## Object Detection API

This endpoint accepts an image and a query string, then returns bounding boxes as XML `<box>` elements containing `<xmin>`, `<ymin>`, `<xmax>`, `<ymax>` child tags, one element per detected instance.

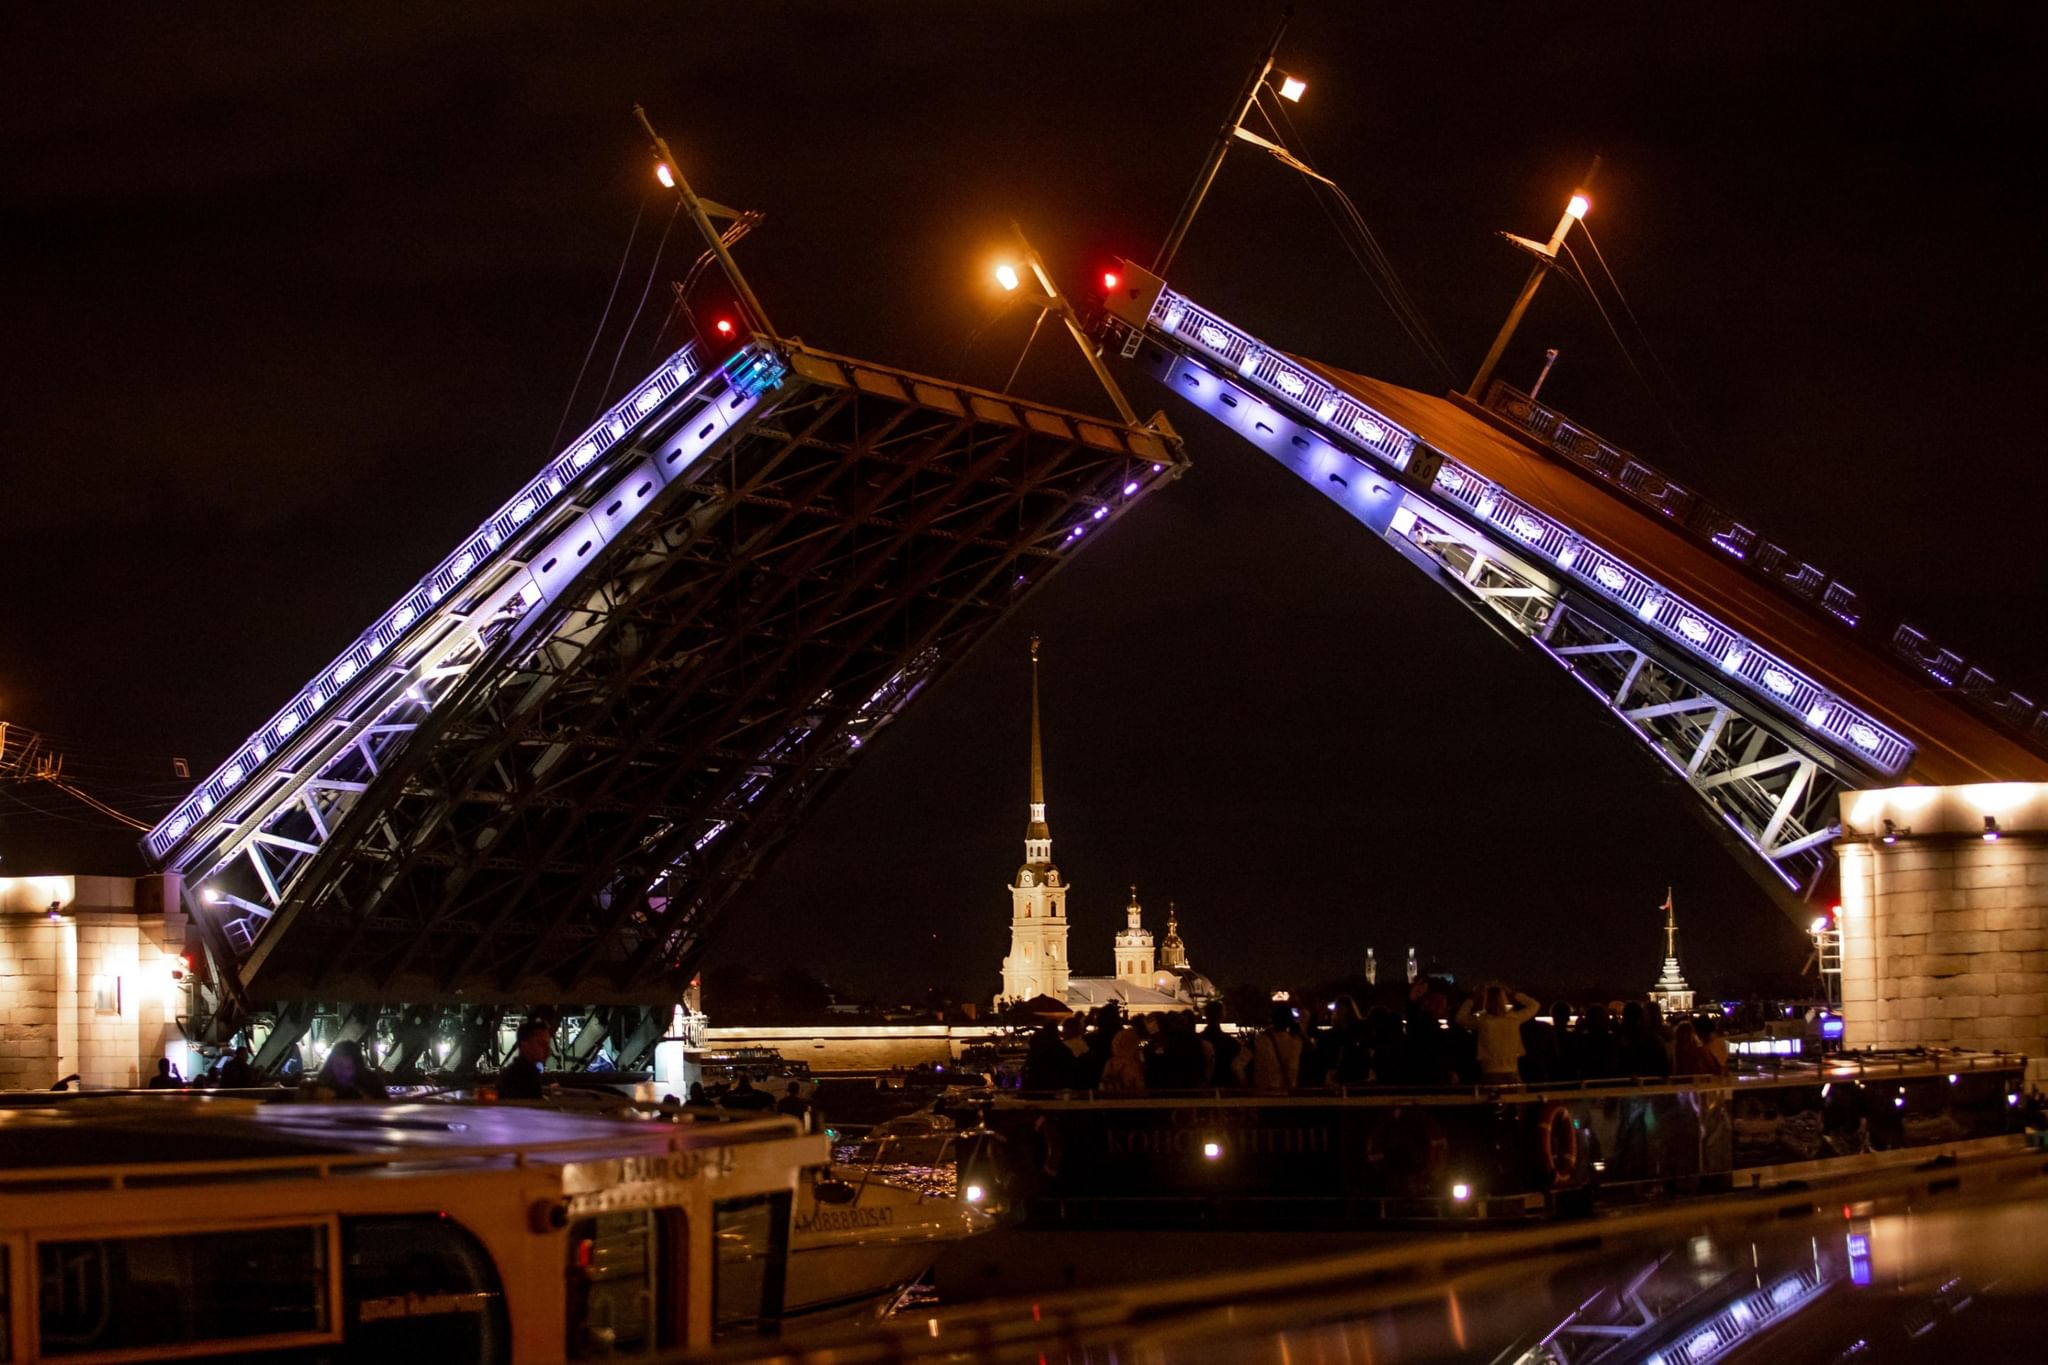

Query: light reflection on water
<box><xmin>831</xmin><ymin>1146</ymin><xmax>958</xmax><ymax>1200</ymax></box>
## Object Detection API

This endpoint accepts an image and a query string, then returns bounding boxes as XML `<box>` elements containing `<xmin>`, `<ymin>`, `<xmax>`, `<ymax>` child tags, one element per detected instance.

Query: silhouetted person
<box><xmin>1577</xmin><ymin>1006</ymin><xmax>1619</xmax><ymax>1080</ymax></box>
<box><xmin>775</xmin><ymin>1081</ymin><xmax>811</xmax><ymax>1128</ymax></box>
<box><xmin>497</xmin><ymin>1018</ymin><xmax>552</xmax><ymax>1100</ymax></box>
<box><xmin>684</xmin><ymin>1080</ymin><xmax>716</xmax><ymax>1109</ymax></box>
<box><xmin>1250</xmin><ymin>1002</ymin><xmax>1304</xmax><ymax>1091</ymax></box>
<box><xmin>1022</xmin><ymin>1023</ymin><xmax>1071</xmax><ymax>1091</ymax></box>
<box><xmin>1617</xmin><ymin>1002</ymin><xmax>1672</xmax><ymax>1079</ymax></box>
<box><xmin>1064</xmin><ymin>1015</ymin><xmax>1097</xmax><ymax>1088</ymax></box>
<box><xmin>313</xmin><ymin>1039</ymin><xmax>385</xmax><ymax>1100</ymax></box>
<box><xmin>1100</xmin><ymin>1028</ymin><xmax>1147</xmax><ymax>1090</ymax></box>
<box><xmin>1457</xmin><ymin>984</ymin><xmax>1541</xmax><ymax>1086</ymax></box>
<box><xmin>147</xmin><ymin>1059</ymin><xmax>183</xmax><ymax>1090</ymax></box>
<box><xmin>49</xmin><ymin>1073</ymin><xmax>80</xmax><ymax>1092</ymax></box>
<box><xmin>1155</xmin><ymin>1011</ymin><xmax>1208</xmax><ymax>1090</ymax></box>
<box><xmin>218</xmin><ymin>1045</ymin><xmax>255</xmax><ymax>1088</ymax></box>
<box><xmin>1323</xmin><ymin>996</ymin><xmax>1372</xmax><ymax>1087</ymax></box>
<box><xmin>1200</xmin><ymin>1001</ymin><xmax>1240</xmax><ymax>1088</ymax></box>
<box><xmin>721</xmin><ymin>1075</ymin><xmax>774</xmax><ymax>1111</ymax></box>
<box><xmin>1674</xmin><ymin>1021</ymin><xmax>1722</xmax><ymax>1077</ymax></box>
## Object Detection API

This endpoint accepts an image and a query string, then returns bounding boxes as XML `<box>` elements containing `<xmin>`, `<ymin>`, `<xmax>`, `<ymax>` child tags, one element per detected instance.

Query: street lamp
<box><xmin>985</xmin><ymin>225</ymin><xmax>1141</xmax><ymax>427</ymax></box>
<box><xmin>1465</xmin><ymin>158</ymin><xmax>1603</xmax><ymax>401</ymax></box>
<box><xmin>1277</xmin><ymin>73</ymin><xmax>1307</xmax><ymax>103</ymax></box>
<box><xmin>634</xmin><ymin>105</ymin><xmax>777</xmax><ymax>342</ymax></box>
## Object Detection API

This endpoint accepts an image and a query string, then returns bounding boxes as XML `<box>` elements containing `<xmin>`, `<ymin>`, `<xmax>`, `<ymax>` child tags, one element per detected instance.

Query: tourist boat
<box><xmin>0</xmin><ymin>1095</ymin><xmax>824</xmax><ymax>1361</ymax></box>
<box><xmin>956</xmin><ymin>1047</ymin><xmax>2031</xmax><ymax>1227</ymax></box>
<box><xmin>785</xmin><ymin>1163</ymin><xmax>992</xmax><ymax>1323</ymax></box>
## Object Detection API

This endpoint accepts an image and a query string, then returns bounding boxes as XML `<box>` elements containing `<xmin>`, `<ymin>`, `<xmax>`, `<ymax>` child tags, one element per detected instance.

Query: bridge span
<box><xmin>1102</xmin><ymin>263</ymin><xmax>2048</xmax><ymax>907</ymax></box>
<box><xmin>138</xmin><ymin>234</ymin><xmax>2045</xmax><ymax>1069</ymax></box>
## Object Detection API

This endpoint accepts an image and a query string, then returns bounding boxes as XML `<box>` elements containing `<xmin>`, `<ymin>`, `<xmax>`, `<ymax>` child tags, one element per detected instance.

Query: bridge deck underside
<box><xmin>221</xmin><ymin>358</ymin><xmax>1172</xmax><ymax>1009</ymax></box>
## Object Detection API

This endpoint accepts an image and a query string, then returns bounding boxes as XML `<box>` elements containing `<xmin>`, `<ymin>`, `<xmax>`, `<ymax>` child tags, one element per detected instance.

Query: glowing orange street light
<box><xmin>1277</xmin><ymin>73</ymin><xmax>1307</xmax><ymax>102</ymax></box>
<box><xmin>1466</xmin><ymin>158</ymin><xmax>1604</xmax><ymax>400</ymax></box>
<box><xmin>654</xmin><ymin>162</ymin><xmax>676</xmax><ymax>189</ymax></box>
<box><xmin>995</xmin><ymin>263</ymin><xmax>1021</xmax><ymax>292</ymax></box>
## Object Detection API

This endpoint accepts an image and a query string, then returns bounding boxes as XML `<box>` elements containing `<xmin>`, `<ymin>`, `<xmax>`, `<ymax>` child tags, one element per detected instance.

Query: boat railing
<box><xmin>996</xmin><ymin>1048</ymin><xmax>2025</xmax><ymax>1106</ymax></box>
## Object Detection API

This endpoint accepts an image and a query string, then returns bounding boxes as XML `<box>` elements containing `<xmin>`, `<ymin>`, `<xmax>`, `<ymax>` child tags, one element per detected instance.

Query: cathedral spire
<box><xmin>1026</xmin><ymin>634</ymin><xmax>1050</xmax><ymax>844</ymax></box>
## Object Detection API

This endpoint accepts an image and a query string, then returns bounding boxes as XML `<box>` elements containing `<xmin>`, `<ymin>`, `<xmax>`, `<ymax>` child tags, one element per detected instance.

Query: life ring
<box><xmin>1537</xmin><ymin>1102</ymin><xmax>1578</xmax><ymax>1186</ymax></box>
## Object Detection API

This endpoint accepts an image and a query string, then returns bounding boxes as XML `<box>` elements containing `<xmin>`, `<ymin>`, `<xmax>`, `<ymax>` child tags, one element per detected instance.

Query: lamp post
<box><xmin>1465</xmin><ymin>157</ymin><xmax>1603</xmax><ymax>402</ymax></box>
<box><xmin>633</xmin><ymin>104</ymin><xmax>777</xmax><ymax>342</ymax></box>
<box><xmin>993</xmin><ymin>224</ymin><xmax>1142</xmax><ymax>428</ymax></box>
<box><xmin>1152</xmin><ymin>8</ymin><xmax>1297</xmax><ymax>277</ymax></box>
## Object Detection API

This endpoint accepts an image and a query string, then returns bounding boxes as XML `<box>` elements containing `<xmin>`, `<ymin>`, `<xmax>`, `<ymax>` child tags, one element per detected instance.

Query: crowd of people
<box><xmin>1018</xmin><ymin>978</ymin><xmax>1732</xmax><ymax>1093</ymax></box>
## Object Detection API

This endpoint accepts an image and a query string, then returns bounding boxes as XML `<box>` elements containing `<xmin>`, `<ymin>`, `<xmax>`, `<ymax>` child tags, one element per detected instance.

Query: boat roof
<box><xmin>0</xmin><ymin>1096</ymin><xmax>799</xmax><ymax>1175</ymax></box>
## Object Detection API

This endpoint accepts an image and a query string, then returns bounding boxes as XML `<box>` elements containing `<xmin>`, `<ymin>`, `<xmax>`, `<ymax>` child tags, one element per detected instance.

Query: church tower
<box><xmin>999</xmin><ymin>635</ymin><xmax>1070</xmax><ymax>1005</ymax></box>
<box><xmin>1158</xmin><ymin>902</ymin><xmax>1188</xmax><ymax>971</ymax></box>
<box><xmin>1114</xmin><ymin>885</ymin><xmax>1156</xmax><ymax>980</ymax></box>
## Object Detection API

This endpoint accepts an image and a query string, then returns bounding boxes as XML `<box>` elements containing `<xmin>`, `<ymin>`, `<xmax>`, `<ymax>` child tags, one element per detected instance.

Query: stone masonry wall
<box><xmin>1838</xmin><ymin>836</ymin><xmax>2048</xmax><ymax>1077</ymax></box>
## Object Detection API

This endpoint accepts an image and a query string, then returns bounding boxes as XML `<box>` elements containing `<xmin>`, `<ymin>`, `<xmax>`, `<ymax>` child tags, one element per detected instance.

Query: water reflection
<box><xmin>734</xmin><ymin>1153</ymin><xmax>2048</xmax><ymax>1362</ymax></box>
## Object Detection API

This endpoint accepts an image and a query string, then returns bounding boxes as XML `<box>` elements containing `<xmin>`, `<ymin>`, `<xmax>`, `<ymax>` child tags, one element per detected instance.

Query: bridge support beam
<box><xmin>1837</xmin><ymin>783</ymin><xmax>2048</xmax><ymax>1081</ymax></box>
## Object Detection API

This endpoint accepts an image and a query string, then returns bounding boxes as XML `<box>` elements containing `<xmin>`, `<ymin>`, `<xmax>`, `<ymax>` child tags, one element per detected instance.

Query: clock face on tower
<box><xmin>1047</xmin><ymin>869</ymin><xmax>1060</xmax><ymax>886</ymax></box>
<box><xmin>1018</xmin><ymin>870</ymin><xmax>1034</xmax><ymax>887</ymax></box>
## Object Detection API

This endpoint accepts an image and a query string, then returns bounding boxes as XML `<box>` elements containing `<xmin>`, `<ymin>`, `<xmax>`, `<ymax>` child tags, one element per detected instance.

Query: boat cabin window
<box><xmin>712</xmin><ymin>1194</ymin><xmax>789</xmax><ymax>1338</ymax></box>
<box><xmin>36</xmin><ymin>1223</ymin><xmax>332</xmax><ymax>1360</ymax></box>
<box><xmin>344</xmin><ymin>1216</ymin><xmax>508</xmax><ymax>1363</ymax></box>
<box><xmin>565</xmin><ymin>1210</ymin><xmax>681</xmax><ymax>1358</ymax></box>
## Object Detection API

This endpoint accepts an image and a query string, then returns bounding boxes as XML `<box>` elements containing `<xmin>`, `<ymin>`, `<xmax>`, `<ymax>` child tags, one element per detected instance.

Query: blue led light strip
<box><xmin>147</xmin><ymin>342</ymin><xmax>706</xmax><ymax>862</ymax></box>
<box><xmin>1148</xmin><ymin>289</ymin><xmax>1913</xmax><ymax>775</ymax></box>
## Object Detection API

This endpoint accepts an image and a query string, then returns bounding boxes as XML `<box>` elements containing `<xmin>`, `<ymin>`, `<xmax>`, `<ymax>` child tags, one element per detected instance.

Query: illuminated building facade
<box><xmin>0</xmin><ymin>874</ymin><xmax>190</xmax><ymax>1090</ymax></box>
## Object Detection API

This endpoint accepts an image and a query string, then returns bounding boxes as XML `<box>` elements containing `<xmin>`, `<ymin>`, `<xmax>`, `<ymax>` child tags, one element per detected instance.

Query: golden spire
<box><xmin>1025</xmin><ymin>634</ymin><xmax>1049</xmax><ymax>843</ymax></box>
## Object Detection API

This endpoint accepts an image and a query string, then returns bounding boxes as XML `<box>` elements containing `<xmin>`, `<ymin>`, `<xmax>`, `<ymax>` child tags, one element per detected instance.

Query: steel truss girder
<box><xmin>1120</xmin><ymin>331</ymin><xmax>1876</xmax><ymax>904</ymax></box>
<box><xmin>166</xmin><ymin>340</ymin><xmax>1182</xmax><ymax>1035</ymax></box>
<box><xmin>227</xmin><ymin>1002</ymin><xmax>669</xmax><ymax>1080</ymax></box>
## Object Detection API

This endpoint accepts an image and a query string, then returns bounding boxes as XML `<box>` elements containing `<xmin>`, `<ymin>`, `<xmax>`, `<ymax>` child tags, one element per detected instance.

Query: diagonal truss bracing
<box><xmin>150</xmin><ymin>336</ymin><xmax>1182</xmax><ymax>1030</ymax></box>
<box><xmin>1102</xmin><ymin>266</ymin><xmax>1898</xmax><ymax>902</ymax></box>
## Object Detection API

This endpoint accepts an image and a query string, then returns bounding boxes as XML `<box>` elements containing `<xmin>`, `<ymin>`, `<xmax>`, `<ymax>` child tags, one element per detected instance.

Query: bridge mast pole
<box><xmin>634</xmin><ymin>104</ymin><xmax>778</xmax><ymax>342</ymax></box>
<box><xmin>1012</xmin><ymin>223</ymin><xmax>1143</xmax><ymax>428</ymax></box>
<box><xmin>1151</xmin><ymin>7</ymin><xmax>1293</xmax><ymax>278</ymax></box>
<box><xmin>1465</xmin><ymin>155</ymin><xmax>1603</xmax><ymax>402</ymax></box>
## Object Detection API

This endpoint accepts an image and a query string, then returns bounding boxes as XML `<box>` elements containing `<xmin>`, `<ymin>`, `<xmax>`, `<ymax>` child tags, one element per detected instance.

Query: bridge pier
<box><xmin>1838</xmin><ymin>783</ymin><xmax>2048</xmax><ymax>1081</ymax></box>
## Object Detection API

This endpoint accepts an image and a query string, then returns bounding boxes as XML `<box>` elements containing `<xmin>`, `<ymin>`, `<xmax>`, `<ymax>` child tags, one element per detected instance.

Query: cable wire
<box><xmin>545</xmin><ymin>194</ymin><xmax>651</xmax><ymax>457</ymax></box>
<box><xmin>1558</xmin><ymin>239</ymin><xmax>1695</xmax><ymax>457</ymax></box>
<box><xmin>1253</xmin><ymin>91</ymin><xmax>1458</xmax><ymax>384</ymax></box>
<box><xmin>596</xmin><ymin>201</ymin><xmax>683</xmax><ymax>415</ymax></box>
<box><xmin>1577</xmin><ymin>221</ymin><xmax>1700</xmax><ymax>452</ymax></box>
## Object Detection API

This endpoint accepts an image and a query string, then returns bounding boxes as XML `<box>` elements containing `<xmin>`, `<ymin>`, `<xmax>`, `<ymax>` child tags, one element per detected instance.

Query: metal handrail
<box><xmin>995</xmin><ymin>1048</ymin><xmax>2025</xmax><ymax>1106</ymax></box>
<box><xmin>1485</xmin><ymin>380</ymin><xmax>2047</xmax><ymax>753</ymax></box>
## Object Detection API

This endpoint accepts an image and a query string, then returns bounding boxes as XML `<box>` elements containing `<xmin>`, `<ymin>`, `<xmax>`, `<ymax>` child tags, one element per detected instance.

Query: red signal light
<box><xmin>1102</xmin><ymin>271</ymin><xmax>1120</xmax><ymax>292</ymax></box>
<box><xmin>715</xmin><ymin>318</ymin><xmax>735</xmax><ymax>337</ymax></box>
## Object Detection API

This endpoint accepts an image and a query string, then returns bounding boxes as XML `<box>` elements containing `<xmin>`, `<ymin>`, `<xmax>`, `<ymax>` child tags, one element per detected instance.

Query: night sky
<box><xmin>5</xmin><ymin>4</ymin><xmax>2045</xmax><ymax>1001</ymax></box>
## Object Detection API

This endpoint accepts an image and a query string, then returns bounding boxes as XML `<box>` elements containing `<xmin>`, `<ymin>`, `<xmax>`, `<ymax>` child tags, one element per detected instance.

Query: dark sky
<box><xmin>4</xmin><ymin>3</ymin><xmax>2044</xmax><ymax>1000</ymax></box>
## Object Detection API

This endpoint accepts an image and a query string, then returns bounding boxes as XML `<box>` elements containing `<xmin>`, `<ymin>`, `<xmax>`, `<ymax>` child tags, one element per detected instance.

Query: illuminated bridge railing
<box><xmin>1146</xmin><ymin>287</ymin><xmax>1913</xmax><ymax>775</ymax></box>
<box><xmin>1487</xmin><ymin>381</ymin><xmax>2048</xmax><ymax>756</ymax></box>
<box><xmin>145</xmin><ymin>341</ymin><xmax>708</xmax><ymax>864</ymax></box>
